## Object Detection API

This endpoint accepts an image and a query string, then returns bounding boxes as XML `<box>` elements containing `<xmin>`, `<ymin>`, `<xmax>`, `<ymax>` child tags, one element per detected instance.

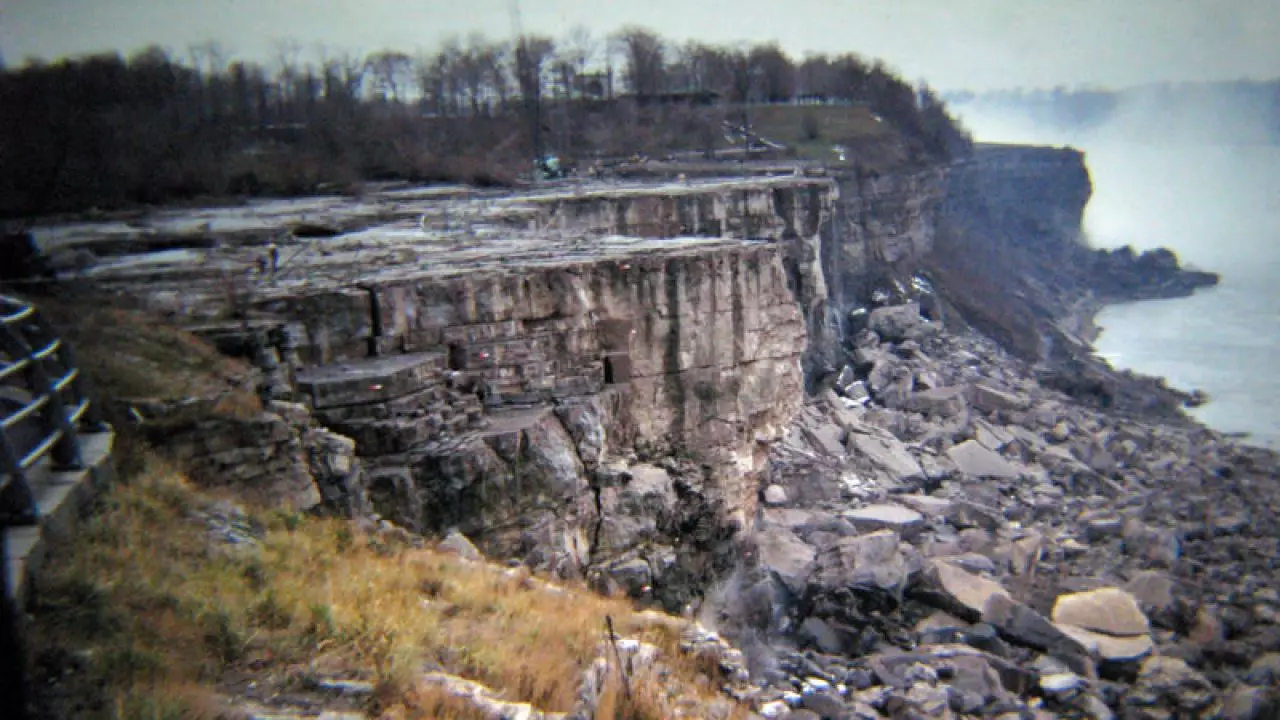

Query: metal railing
<box><xmin>0</xmin><ymin>294</ymin><xmax>103</xmax><ymax>527</ymax></box>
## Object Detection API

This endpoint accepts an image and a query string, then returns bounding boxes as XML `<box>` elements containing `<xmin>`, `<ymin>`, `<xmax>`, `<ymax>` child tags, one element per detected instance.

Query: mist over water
<box><xmin>953</xmin><ymin>103</ymin><xmax>1280</xmax><ymax>449</ymax></box>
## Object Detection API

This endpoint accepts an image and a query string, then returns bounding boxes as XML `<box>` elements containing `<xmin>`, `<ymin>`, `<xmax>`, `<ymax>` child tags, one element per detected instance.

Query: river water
<box><xmin>1085</xmin><ymin>143</ymin><xmax>1280</xmax><ymax>449</ymax></box>
<box><xmin>953</xmin><ymin>108</ymin><xmax>1280</xmax><ymax>449</ymax></box>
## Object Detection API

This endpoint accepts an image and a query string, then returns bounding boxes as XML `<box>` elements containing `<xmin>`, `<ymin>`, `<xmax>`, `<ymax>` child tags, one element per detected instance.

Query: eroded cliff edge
<box><xmin>17</xmin><ymin>142</ymin><xmax>1278</xmax><ymax>716</ymax></box>
<box><xmin>12</xmin><ymin>146</ymin><xmax>1217</xmax><ymax>596</ymax></box>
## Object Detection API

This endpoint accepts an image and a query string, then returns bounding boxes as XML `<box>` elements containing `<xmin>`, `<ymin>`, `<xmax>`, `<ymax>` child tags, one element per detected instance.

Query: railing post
<box><xmin>0</xmin><ymin>295</ymin><xmax>85</xmax><ymax>719</ymax></box>
<box><xmin>27</xmin><ymin>310</ymin><xmax>84</xmax><ymax>470</ymax></box>
<box><xmin>0</xmin><ymin>314</ymin><xmax>38</xmax><ymax>525</ymax></box>
<box><xmin>0</xmin><ymin>312</ymin><xmax>82</xmax><ymax>474</ymax></box>
<box><xmin>1</xmin><ymin>527</ymin><xmax>32</xmax><ymax>720</ymax></box>
<box><xmin>48</xmin><ymin>336</ymin><xmax>106</xmax><ymax>432</ymax></box>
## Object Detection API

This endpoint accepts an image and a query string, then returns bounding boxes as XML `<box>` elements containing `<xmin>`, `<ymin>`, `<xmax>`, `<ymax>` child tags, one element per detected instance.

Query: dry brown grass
<box><xmin>381</xmin><ymin>685</ymin><xmax>493</xmax><ymax>720</ymax></box>
<box><xmin>37</xmin><ymin>297</ymin><xmax>259</xmax><ymax>414</ymax></box>
<box><xmin>31</xmin><ymin>456</ymin><xmax>745</xmax><ymax>719</ymax></box>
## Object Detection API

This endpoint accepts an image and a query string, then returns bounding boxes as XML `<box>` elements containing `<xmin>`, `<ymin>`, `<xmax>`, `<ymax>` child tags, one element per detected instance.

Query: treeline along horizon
<box><xmin>0</xmin><ymin>25</ymin><xmax>972</xmax><ymax>218</ymax></box>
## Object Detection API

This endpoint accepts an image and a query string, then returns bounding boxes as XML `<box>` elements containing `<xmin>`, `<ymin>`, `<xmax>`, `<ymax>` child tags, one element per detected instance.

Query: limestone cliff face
<box><xmin>250</xmin><ymin>172</ymin><xmax>963</xmax><ymax>569</ymax></box>
<box><xmin>929</xmin><ymin>145</ymin><xmax>1096</xmax><ymax>358</ymax></box>
<box><xmin>818</xmin><ymin>168</ymin><xmax>948</xmax><ymax>366</ymax></box>
<box><xmin>39</xmin><ymin>167</ymin><xmax>960</xmax><ymax>592</ymax></box>
<box><xmin>942</xmin><ymin>144</ymin><xmax>1092</xmax><ymax>256</ymax></box>
<box><xmin>262</xmin><ymin>183</ymin><xmax>836</xmax><ymax>579</ymax></box>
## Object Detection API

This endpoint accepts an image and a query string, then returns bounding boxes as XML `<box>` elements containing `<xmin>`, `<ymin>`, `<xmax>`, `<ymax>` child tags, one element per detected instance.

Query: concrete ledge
<box><xmin>4</xmin><ymin>429</ymin><xmax>114</xmax><ymax>610</ymax></box>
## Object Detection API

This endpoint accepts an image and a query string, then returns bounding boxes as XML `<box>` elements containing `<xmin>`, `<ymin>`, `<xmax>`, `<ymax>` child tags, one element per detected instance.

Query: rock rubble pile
<box><xmin>720</xmin><ymin>302</ymin><xmax>1280</xmax><ymax>719</ymax></box>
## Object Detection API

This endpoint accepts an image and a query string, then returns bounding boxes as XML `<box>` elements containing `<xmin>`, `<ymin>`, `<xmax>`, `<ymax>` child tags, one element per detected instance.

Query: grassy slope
<box><xmin>34</xmin><ymin>462</ymin><xmax>733</xmax><ymax>718</ymax></box>
<box><xmin>731</xmin><ymin>104</ymin><xmax>911</xmax><ymax>171</ymax></box>
<box><xmin>28</xmin><ymin>302</ymin><xmax>743</xmax><ymax>719</ymax></box>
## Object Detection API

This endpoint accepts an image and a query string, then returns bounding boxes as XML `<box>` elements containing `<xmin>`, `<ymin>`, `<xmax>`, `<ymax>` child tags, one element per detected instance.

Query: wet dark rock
<box><xmin>1090</xmin><ymin>245</ymin><xmax>1220</xmax><ymax>302</ymax></box>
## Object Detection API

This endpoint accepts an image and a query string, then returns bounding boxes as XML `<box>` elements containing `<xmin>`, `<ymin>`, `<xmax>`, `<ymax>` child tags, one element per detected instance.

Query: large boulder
<box><xmin>1223</xmin><ymin>686</ymin><xmax>1278</xmax><ymax>720</ymax></box>
<box><xmin>752</xmin><ymin>528</ymin><xmax>816</xmax><ymax>595</ymax></box>
<box><xmin>811</xmin><ymin>530</ymin><xmax>913</xmax><ymax>597</ymax></box>
<box><xmin>984</xmin><ymin>593</ymin><xmax>1089</xmax><ymax>662</ymax></box>
<box><xmin>1055</xmin><ymin>623</ymin><xmax>1154</xmax><ymax>663</ymax></box>
<box><xmin>946</xmin><ymin>499</ymin><xmax>1005</xmax><ymax>532</ymax></box>
<box><xmin>895</xmin><ymin>494</ymin><xmax>953</xmax><ymax>518</ymax></box>
<box><xmin>849</xmin><ymin>431</ymin><xmax>925</xmax><ymax>483</ymax></box>
<box><xmin>1051</xmin><ymin>588</ymin><xmax>1154</xmax><ymax>667</ymax></box>
<box><xmin>1052</xmin><ymin>588</ymin><xmax>1151</xmax><ymax>636</ymax></box>
<box><xmin>970</xmin><ymin>383</ymin><xmax>1029</xmax><ymax>413</ymax></box>
<box><xmin>912</xmin><ymin>562</ymin><xmax>1093</xmax><ymax>670</ymax></box>
<box><xmin>912</xmin><ymin>559</ymin><xmax>1010</xmax><ymax>621</ymax></box>
<box><xmin>843</xmin><ymin>504</ymin><xmax>926</xmax><ymax>538</ymax></box>
<box><xmin>1122</xmin><ymin>519</ymin><xmax>1181</xmax><ymax>568</ymax></box>
<box><xmin>865</xmin><ymin>644</ymin><xmax>1033</xmax><ymax>698</ymax></box>
<box><xmin>947</xmin><ymin>439</ymin><xmax>1024</xmax><ymax>479</ymax></box>
<box><xmin>1125</xmin><ymin>571</ymin><xmax>1180</xmax><ymax>628</ymax></box>
<box><xmin>867</xmin><ymin>302</ymin><xmax>929</xmax><ymax>342</ymax></box>
<box><xmin>1245</xmin><ymin>653</ymin><xmax>1280</xmax><ymax>687</ymax></box>
<box><xmin>763</xmin><ymin>484</ymin><xmax>789</xmax><ymax>506</ymax></box>
<box><xmin>440</xmin><ymin>529</ymin><xmax>483</xmax><ymax>560</ymax></box>
<box><xmin>910</xmin><ymin>386</ymin><xmax>970</xmax><ymax>417</ymax></box>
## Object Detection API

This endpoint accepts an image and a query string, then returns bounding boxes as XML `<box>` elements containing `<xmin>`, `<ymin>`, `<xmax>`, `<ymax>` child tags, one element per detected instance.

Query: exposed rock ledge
<box><xmin>13</xmin><ymin>146</ymin><xmax>1269</xmax><ymax>719</ymax></box>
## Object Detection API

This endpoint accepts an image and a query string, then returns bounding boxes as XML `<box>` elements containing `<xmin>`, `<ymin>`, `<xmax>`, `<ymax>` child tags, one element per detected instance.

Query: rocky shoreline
<box><xmin>703</xmin><ymin>298</ymin><xmax>1280</xmax><ymax>719</ymax></box>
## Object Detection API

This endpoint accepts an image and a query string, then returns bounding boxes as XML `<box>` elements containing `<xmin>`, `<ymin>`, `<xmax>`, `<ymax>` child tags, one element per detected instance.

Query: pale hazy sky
<box><xmin>2</xmin><ymin>0</ymin><xmax>1278</xmax><ymax>91</ymax></box>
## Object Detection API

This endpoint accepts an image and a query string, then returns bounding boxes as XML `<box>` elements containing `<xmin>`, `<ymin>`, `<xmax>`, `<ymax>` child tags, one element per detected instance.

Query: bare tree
<box><xmin>460</xmin><ymin>34</ymin><xmax>492</xmax><ymax>116</ymax></box>
<box><xmin>725</xmin><ymin>46</ymin><xmax>753</xmax><ymax>105</ymax></box>
<box><xmin>414</xmin><ymin>50</ymin><xmax>448</xmax><ymax>116</ymax></box>
<box><xmin>318</xmin><ymin>47</ymin><xmax>366</xmax><ymax>107</ymax></box>
<box><xmin>272</xmin><ymin>39</ymin><xmax>305</xmax><ymax>122</ymax></box>
<box><xmin>748</xmin><ymin>43</ymin><xmax>794</xmax><ymax>103</ymax></box>
<box><xmin>514</xmin><ymin>34</ymin><xmax>554</xmax><ymax>156</ymax></box>
<box><xmin>612</xmin><ymin>26</ymin><xmax>665</xmax><ymax>98</ymax></box>
<box><xmin>366</xmin><ymin>50</ymin><xmax>413</xmax><ymax>104</ymax></box>
<box><xmin>438</xmin><ymin>37</ymin><xmax>466</xmax><ymax>115</ymax></box>
<box><xmin>796</xmin><ymin>53</ymin><xmax>831</xmax><ymax>99</ymax></box>
<box><xmin>558</xmin><ymin>26</ymin><xmax>597</xmax><ymax>98</ymax></box>
<box><xmin>0</xmin><ymin>22</ymin><xmax>974</xmax><ymax>216</ymax></box>
<box><xmin>481</xmin><ymin>41</ymin><xmax>511</xmax><ymax>112</ymax></box>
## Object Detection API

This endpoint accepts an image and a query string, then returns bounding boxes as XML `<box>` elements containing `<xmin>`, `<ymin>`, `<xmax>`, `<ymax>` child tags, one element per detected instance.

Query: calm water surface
<box><xmin>1085</xmin><ymin>144</ymin><xmax>1280</xmax><ymax>449</ymax></box>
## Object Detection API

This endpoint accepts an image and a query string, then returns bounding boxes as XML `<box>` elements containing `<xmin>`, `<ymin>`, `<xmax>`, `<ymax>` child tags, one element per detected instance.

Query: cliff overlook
<box><xmin>5</xmin><ymin>139</ymin><xmax>1270</xmax><ymax>720</ymax></box>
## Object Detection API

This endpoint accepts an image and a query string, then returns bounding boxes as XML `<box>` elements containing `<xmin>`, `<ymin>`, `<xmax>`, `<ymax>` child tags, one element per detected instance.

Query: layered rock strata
<box><xmin>29</xmin><ymin>178</ymin><xmax>842</xmax><ymax>588</ymax></box>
